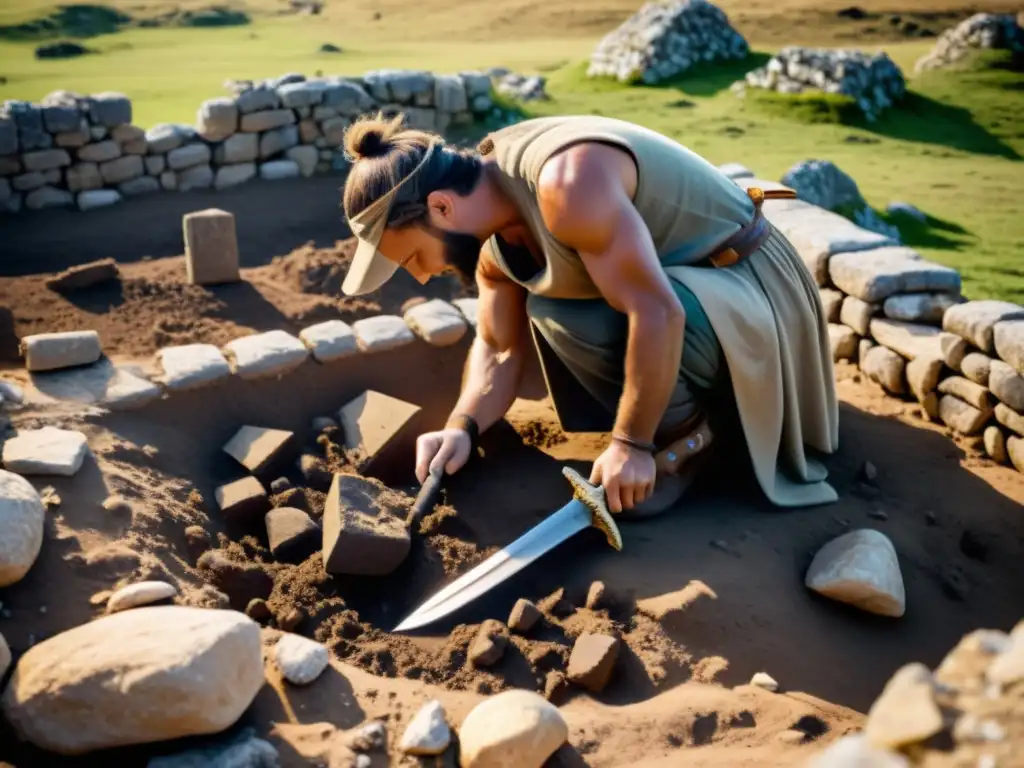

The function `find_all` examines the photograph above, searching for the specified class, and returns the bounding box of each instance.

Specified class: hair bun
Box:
[344,112,404,160]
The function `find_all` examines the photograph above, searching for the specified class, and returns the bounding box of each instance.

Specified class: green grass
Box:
[0,17,1022,302]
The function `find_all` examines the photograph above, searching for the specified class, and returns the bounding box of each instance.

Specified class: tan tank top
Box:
[482,115,756,300]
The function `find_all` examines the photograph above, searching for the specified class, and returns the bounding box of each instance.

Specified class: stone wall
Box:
[587,0,748,85]
[0,69,503,215]
[915,12,1024,72]
[719,163,1024,473]
[735,47,907,122]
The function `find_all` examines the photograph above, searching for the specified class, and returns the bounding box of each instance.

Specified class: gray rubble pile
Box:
[915,12,1024,72]
[1,69,498,216]
[487,68,549,102]
[586,0,749,85]
[737,47,907,121]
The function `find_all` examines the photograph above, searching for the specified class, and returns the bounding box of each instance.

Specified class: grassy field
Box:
[0,1,1022,301]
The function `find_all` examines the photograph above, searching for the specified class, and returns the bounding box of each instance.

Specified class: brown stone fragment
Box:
[45,258,120,293]
[222,426,296,480]
[544,671,570,704]
[468,620,508,667]
[338,390,421,471]
[321,474,411,576]
[183,525,212,563]
[567,633,620,693]
[278,606,305,632]
[507,599,542,634]
[182,208,240,286]
[265,507,320,563]
[246,598,272,623]
[585,581,607,610]
[214,476,269,524]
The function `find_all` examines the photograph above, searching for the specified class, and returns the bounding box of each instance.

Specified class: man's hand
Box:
[415,428,472,483]
[589,440,656,514]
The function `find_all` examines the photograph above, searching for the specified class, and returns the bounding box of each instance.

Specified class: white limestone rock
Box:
[177,164,213,192]
[158,344,232,391]
[214,163,257,190]
[273,633,329,685]
[404,299,468,346]
[988,359,1024,411]
[961,352,993,386]
[0,606,264,755]
[0,380,24,404]
[995,403,1024,437]
[77,189,121,211]
[937,376,993,412]
[805,529,906,618]
[146,728,278,768]
[865,663,943,749]
[905,356,944,403]
[943,300,1024,353]
[2,427,89,477]
[994,318,1024,375]
[828,323,857,362]
[750,672,778,692]
[806,734,910,767]
[224,330,309,380]
[938,394,991,436]
[106,581,177,613]
[0,470,46,588]
[352,315,415,353]
[27,358,160,410]
[214,133,259,165]
[196,98,238,142]
[819,288,843,323]
[285,145,318,178]
[259,160,300,181]
[829,247,961,303]
[869,318,963,361]
[299,320,358,363]
[840,295,878,336]
[400,699,451,756]
[458,690,568,768]
[861,345,906,395]
[167,143,211,172]
[984,425,1008,464]
[883,293,959,324]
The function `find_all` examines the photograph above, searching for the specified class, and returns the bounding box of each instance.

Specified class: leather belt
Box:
[700,186,797,269]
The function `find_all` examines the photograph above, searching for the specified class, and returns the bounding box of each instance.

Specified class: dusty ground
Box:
[1,236,1023,765]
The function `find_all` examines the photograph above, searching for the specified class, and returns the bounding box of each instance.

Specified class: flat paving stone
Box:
[158,344,232,391]
[224,330,309,380]
[28,359,160,410]
[352,315,415,353]
[222,426,296,479]
[214,476,269,525]
[829,247,961,303]
[338,390,421,466]
[21,330,102,372]
[2,426,89,476]
[299,320,358,363]
[404,299,468,346]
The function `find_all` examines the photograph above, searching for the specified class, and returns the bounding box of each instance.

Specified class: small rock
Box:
[864,662,943,749]
[183,526,212,563]
[468,620,508,667]
[750,672,779,692]
[584,581,607,610]
[270,477,291,494]
[806,734,910,767]
[2,426,89,476]
[147,727,279,768]
[778,729,806,745]
[805,529,906,617]
[458,690,568,768]
[322,474,411,576]
[962,352,993,386]
[636,580,717,621]
[986,633,1024,687]
[265,507,320,563]
[337,390,421,469]
[106,581,177,613]
[952,713,1006,743]
[102,495,133,515]
[566,632,619,693]
[245,598,272,623]
[274,633,329,685]
[860,460,878,484]
[0,380,24,404]
[39,486,61,510]
[311,416,337,433]
[278,606,304,632]
[544,670,570,705]
[984,426,1008,464]
[45,258,119,292]
[868,509,889,521]
[215,477,269,525]
[222,426,296,480]
[399,699,450,756]
[507,599,542,634]
[341,719,387,752]
[196,550,273,611]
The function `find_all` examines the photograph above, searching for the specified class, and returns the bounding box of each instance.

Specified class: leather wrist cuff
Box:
[612,433,658,454]
[446,413,480,453]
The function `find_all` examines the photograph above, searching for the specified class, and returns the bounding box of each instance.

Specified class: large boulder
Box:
[1,606,265,754]
[0,470,46,587]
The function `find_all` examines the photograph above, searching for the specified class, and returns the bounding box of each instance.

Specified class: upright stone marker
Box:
[182,209,240,286]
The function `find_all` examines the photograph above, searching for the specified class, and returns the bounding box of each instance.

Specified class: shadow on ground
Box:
[883,210,972,252]
[649,52,772,97]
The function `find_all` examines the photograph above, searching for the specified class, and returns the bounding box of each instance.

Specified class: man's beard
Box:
[441,230,483,285]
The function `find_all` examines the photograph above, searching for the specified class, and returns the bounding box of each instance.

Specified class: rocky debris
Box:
[0,470,46,587]
[544,670,570,704]
[829,324,858,361]
[805,529,906,617]
[861,345,906,395]
[158,343,232,391]
[399,699,451,756]
[508,598,543,634]
[322,474,411,576]
[265,507,320,563]
[984,425,1008,463]
[869,317,965,364]
[225,330,309,379]
[750,671,779,692]
[584,580,608,611]
[196,550,274,611]
[915,13,1024,72]
[567,632,620,693]
[2,426,89,476]
[299,320,358,363]
[493,72,549,102]
[458,690,568,768]
[636,580,716,621]
[223,426,296,480]
[45,258,119,292]
[215,476,270,525]
[147,727,279,767]
[989,360,1024,411]
[404,299,469,346]
[184,525,213,563]
[740,47,906,121]
[338,389,421,469]
[587,0,748,84]
[352,314,416,352]
[0,606,264,754]
[942,300,1024,354]
[469,620,509,667]
[938,395,991,436]
[106,581,177,613]
[183,208,240,286]
[273,632,329,685]
[864,662,943,748]
[20,329,102,372]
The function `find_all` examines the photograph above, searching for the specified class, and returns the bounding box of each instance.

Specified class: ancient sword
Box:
[392,466,622,633]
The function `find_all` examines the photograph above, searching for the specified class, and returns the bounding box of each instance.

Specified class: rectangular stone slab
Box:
[158,344,231,391]
[214,476,269,524]
[882,293,959,324]
[28,358,160,410]
[943,301,1024,354]
[352,315,415,353]
[321,474,412,576]
[182,208,240,286]
[224,330,309,380]
[1,426,89,476]
[223,426,296,478]
[937,376,995,412]
[869,318,964,362]
[338,390,421,467]
[989,360,1024,412]
[21,331,102,372]
[299,320,358,363]
[404,299,468,347]
[829,247,961,303]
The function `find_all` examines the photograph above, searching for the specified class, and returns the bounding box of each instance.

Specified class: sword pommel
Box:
[561,467,623,552]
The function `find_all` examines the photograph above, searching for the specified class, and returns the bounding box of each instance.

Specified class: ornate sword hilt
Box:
[562,466,623,552]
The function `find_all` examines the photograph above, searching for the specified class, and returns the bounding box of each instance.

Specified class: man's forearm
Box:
[613,306,686,444]
[447,335,525,433]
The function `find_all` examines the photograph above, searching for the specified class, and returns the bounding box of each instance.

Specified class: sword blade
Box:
[392,499,592,632]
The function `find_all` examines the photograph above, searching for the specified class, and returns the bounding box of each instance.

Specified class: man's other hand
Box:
[589,440,657,514]
[415,428,473,483]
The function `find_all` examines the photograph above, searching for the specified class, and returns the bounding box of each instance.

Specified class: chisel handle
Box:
[408,465,445,526]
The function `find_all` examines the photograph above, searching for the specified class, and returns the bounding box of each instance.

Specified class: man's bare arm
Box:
[447,242,531,433]
[537,142,686,445]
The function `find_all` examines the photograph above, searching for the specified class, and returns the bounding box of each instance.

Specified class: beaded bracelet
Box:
[612,433,658,454]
